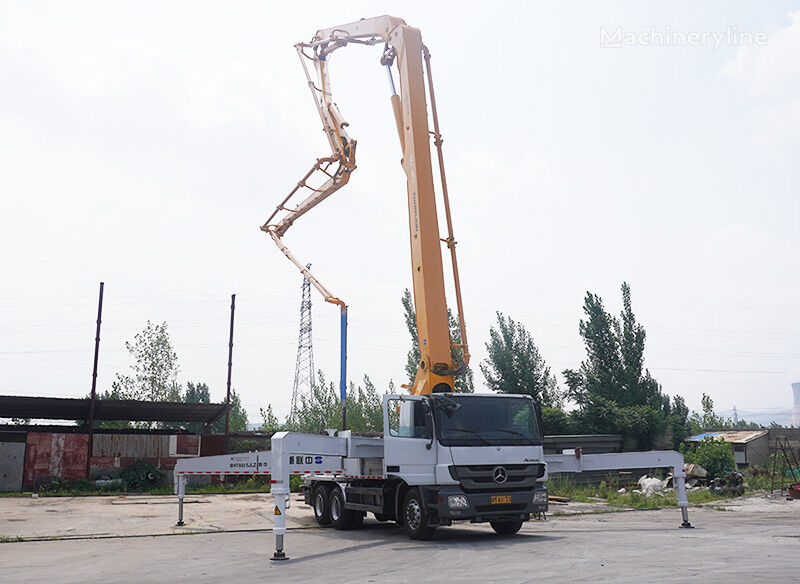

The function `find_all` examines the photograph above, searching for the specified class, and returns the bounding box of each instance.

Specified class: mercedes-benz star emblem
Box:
[492,466,508,484]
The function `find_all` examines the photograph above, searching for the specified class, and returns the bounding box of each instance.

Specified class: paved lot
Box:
[1,493,798,583]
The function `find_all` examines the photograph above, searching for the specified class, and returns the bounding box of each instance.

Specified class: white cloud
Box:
[750,98,800,147]
[721,11,800,146]
[0,5,306,132]
[722,10,800,95]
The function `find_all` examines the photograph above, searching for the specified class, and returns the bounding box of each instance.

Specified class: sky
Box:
[1,1,799,426]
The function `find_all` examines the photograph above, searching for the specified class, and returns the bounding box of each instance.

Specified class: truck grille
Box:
[449,464,544,492]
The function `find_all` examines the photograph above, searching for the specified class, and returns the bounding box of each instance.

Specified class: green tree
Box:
[480,312,562,407]
[563,283,671,450]
[682,436,736,479]
[686,393,762,434]
[688,393,727,433]
[184,381,211,404]
[260,404,282,433]
[540,407,574,435]
[185,382,248,433]
[219,389,248,432]
[92,385,133,429]
[262,372,384,434]
[112,321,181,402]
[291,371,342,432]
[668,395,691,449]
[182,381,213,433]
[401,289,473,393]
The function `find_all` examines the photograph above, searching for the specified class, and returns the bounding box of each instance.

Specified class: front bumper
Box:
[431,485,548,522]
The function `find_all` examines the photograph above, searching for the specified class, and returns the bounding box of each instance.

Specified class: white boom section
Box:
[544,450,692,528]
[174,451,273,476]
[172,430,380,559]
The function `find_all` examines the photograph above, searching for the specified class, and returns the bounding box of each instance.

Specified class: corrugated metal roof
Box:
[686,430,768,444]
[0,395,228,424]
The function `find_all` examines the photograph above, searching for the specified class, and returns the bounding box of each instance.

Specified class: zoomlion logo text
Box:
[288,456,323,465]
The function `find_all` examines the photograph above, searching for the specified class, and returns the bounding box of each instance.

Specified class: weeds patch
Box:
[548,476,733,509]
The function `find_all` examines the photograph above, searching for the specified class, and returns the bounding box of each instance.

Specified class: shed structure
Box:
[686,430,770,468]
[0,395,230,491]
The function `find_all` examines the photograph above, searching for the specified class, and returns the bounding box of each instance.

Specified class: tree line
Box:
[262,282,769,451]
[97,283,770,447]
[476,283,764,449]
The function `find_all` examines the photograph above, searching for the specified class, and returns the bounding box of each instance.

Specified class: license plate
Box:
[490,495,512,505]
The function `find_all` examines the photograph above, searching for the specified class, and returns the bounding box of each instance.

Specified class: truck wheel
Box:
[312,485,331,526]
[403,488,435,540]
[490,519,523,536]
[329,487,355,530]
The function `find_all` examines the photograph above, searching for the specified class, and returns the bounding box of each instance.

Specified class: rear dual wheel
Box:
[312,485,331,526]
[327,486,364,530]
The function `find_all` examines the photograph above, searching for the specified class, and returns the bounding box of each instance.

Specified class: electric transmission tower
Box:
[289,264,314,424]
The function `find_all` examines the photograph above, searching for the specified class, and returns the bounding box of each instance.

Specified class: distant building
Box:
[686,430,769,469]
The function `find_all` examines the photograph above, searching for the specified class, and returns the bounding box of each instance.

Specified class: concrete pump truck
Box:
[174,15,692,560]
[260,14,548,540]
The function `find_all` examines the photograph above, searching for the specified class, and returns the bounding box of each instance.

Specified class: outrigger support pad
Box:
[270,534,289,561]
[680,507,693,529]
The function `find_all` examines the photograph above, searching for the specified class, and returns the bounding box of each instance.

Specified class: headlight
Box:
[533,490,548,504]
[448,495,469,509]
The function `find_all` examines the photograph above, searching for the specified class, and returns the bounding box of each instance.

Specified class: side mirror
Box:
[424,413,434,450]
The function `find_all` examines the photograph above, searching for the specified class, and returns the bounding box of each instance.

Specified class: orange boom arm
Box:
[262,15,469,395]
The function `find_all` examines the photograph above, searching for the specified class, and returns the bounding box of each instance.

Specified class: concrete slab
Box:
[0,493,314,539]
[1,494,798,583]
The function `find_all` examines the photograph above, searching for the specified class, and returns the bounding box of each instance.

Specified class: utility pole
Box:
[290,266,315,425]
[224,294,236,446]
[86,281,104,478]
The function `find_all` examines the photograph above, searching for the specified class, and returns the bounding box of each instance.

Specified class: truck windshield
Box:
[432,395,542,446]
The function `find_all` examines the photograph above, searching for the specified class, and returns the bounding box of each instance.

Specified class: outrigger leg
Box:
[175,474,186,527]
[675,472,692,528]
[270,484,289,561]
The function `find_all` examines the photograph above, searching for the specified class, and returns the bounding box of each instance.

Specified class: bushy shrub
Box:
[289,474,304,492]
[541,407,574,435]
[120,459,164,492]
[35,476,68,493]
[229,439,260,454]
[35,477,102,494]
[682,437,735,479]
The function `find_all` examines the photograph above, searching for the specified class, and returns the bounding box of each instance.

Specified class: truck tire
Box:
[312,484,332,526]
[403,488,435,540]
[329,487,356,530]
[490,519,523,536]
